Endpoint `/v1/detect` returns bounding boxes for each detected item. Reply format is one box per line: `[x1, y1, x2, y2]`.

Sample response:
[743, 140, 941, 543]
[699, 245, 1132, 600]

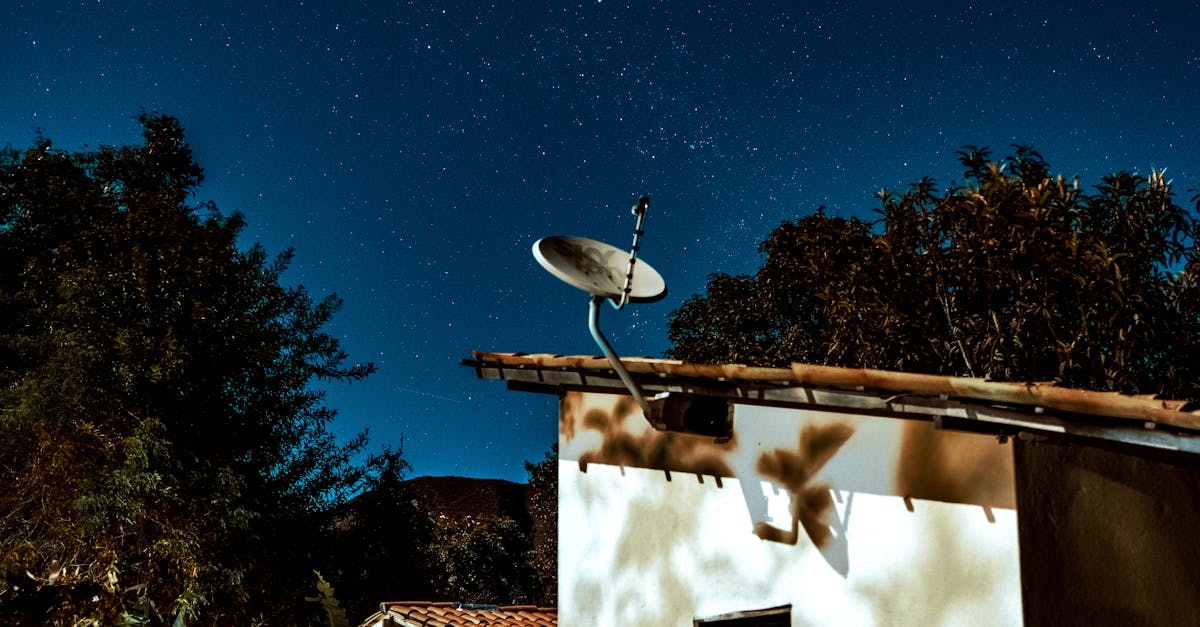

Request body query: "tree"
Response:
[0, 114, 380, 624]
[524, 445, 557, 607]
[324, 443, 438, 621]
[425, 514, 539, 606]
[330, 447, 556, 613]
[668, 146, 1200, 398]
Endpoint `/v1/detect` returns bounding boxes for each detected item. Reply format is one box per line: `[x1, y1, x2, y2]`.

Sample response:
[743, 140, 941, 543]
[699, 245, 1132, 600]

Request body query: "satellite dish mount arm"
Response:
[589, 294, 654, 416]
[591, 196, 655, 417]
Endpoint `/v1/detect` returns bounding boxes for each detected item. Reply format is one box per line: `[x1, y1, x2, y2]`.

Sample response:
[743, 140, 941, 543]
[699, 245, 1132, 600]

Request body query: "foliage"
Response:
[306, 571, 350, 627]
[315, 461, 556, 621]
[668, 146, 1200, 398]
[524, 445, 557, 607]
[426, 514, 539, 606]
[0, 114, 378, 623]
[324, 446, 557, 616]
[322, 442, 437, 621]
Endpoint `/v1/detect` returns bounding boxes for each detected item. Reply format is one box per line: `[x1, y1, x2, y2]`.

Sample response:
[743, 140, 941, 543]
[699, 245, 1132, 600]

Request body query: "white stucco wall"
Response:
[558, 394, 1021, 627]
[560, 463, 1019, 627]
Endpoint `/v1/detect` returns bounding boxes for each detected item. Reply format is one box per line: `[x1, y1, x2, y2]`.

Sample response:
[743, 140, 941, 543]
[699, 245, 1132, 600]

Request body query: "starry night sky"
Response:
[5, 1, 1199, 481]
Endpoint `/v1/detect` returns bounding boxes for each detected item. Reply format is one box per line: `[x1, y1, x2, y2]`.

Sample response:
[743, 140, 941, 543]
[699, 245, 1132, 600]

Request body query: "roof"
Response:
[466, 351, 1200, 460]
[362, 602, 556, 627]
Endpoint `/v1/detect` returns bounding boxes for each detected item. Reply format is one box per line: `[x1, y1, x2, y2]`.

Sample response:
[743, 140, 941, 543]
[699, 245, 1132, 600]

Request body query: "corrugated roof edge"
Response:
[468, 350, 1200, 432]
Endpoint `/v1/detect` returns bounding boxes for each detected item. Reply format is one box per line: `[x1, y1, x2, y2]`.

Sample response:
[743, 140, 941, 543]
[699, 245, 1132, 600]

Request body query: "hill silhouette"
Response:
[399, 476, 532, 525]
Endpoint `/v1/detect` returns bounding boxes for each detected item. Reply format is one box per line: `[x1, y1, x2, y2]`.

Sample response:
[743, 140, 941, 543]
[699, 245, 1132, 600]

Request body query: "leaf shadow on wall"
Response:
[569, 394, 736, 478]
[753, 422, 856, 577]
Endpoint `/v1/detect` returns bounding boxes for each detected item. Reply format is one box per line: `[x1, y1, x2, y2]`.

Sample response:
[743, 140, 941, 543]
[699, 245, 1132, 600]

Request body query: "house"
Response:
[466, 351, 1200, 626]
[360, 601, 556, 627]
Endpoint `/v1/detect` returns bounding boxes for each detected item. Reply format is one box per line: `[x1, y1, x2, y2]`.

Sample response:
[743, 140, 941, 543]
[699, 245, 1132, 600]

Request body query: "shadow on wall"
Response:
[561, 394, 861, 576]
[613, 486, 702, 625]
[753, 423, 856, 576]
[560, 392, 736, 479]
[894, 421, 1015, 509]
[560, 391, 1021, 625]
[853, 500, 1015, 626]
[567, 467, 740, 627]
[560, 392, 1015, 587]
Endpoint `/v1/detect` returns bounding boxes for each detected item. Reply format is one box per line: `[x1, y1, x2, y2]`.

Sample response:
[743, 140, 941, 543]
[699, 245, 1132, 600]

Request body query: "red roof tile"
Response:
[362, 602, 556, 627]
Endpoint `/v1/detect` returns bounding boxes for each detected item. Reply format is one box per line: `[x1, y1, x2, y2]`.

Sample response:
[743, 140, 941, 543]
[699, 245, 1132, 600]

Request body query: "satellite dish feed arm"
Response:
[614, 196, 650, 310]
[589, 294, 654, 416]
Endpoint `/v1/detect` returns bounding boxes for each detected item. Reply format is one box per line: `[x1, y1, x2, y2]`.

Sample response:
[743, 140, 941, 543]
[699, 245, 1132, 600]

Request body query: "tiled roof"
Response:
[362, 601, 556, 627]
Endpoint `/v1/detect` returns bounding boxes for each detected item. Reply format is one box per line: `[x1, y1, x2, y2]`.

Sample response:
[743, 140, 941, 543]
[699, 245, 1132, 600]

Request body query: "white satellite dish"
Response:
[530, 196, 733, 440]
[532, 235, 667, 303]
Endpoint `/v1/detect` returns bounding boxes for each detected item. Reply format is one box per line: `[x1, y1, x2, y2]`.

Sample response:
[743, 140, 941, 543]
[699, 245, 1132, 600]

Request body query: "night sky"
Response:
[5, 1, 1199, 481]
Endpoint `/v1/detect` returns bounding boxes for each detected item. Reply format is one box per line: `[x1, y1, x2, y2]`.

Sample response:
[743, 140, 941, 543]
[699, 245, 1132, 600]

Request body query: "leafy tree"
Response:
[668, 146, 1200, 398]
[324, 443, 438, 621]
[327, 445, 557, 615]
[306, 571, 351, 627]
[0, 114, 380, 624]
[426, 514, 539, 606]
[524, 445, 557, 607]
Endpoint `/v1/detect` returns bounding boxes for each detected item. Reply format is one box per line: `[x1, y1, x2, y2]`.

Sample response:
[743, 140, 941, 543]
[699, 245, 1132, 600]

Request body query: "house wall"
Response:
[558, 391, 1020, 627]
[1014, 437, 1200, 626]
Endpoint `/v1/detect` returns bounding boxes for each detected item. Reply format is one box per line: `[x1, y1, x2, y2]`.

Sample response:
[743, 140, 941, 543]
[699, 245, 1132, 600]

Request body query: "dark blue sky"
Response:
[5, 1, 1199, 481]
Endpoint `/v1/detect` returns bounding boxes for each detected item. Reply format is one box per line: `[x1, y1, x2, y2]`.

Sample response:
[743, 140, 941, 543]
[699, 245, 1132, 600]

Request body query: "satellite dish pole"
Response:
[589, 196, 652, 414]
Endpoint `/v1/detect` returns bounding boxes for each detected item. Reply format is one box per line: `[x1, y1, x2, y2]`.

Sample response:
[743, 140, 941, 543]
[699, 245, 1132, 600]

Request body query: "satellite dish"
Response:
[530, 195, 732, 440]
[532, 235, 667, 303]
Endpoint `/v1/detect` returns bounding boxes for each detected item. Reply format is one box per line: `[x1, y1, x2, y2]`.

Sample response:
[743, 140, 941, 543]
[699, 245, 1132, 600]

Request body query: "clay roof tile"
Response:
[369, 602, 557, 627]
